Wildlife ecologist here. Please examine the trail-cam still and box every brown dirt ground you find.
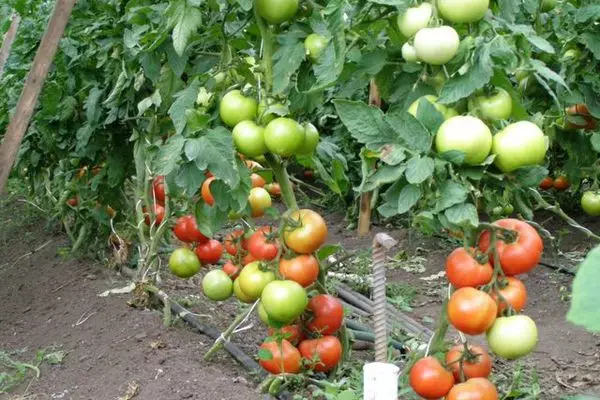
[2,196,600,399]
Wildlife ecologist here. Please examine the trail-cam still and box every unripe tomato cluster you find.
[410,219,543,398]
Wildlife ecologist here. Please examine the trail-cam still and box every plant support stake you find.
[0,12,21,79]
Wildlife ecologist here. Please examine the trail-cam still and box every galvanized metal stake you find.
[372,232,397,363]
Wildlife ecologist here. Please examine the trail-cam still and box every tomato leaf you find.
[497,0,520,22]
[168,80,200,135]
[438,53,493,104]
[514,166,548,187]
[590,133,600,153]
[499,21,554,54]
[567,245,600,333]
[435,181,468,212]
[175,162,205,195]
[258,348,273,361]
[189,128,239,188]
[530,59,569,90]
[415,97,445,133]
[317,244,342,262]
[362,164,406,192]
[405,156,434,184]
[397,184,422,214]
[273,29,306,94]
[575,5,600,24]
[445,203,479,227]
[333,100,396,150]
[154,135,185,175]
[172,5,202,56]
[579,32,600,61]
[383,111,432,153]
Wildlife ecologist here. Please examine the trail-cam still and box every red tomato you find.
[539,176,554,190]
[247,226,279,261]
[173,215,208,243]
[266,183,281,197]
[152,176,165,204]
[268,324,305,345]
[194,239,223,264]
[144,204,165,226]
[446,377,498,400]
[251,173,266,188]
[279,255,320,287]
[306,294,344,335]
[299,336,342,372]
[283,209,328,254]
[566,104,591,116]
[222,261,240,280]
[224,229,249,256]
[492,277,527,315]
[66,197,79,207]
[446,345,492,382]
[409,356,455,399]
[243,252,258,265]
[447,288,497,335]
[445,247,493,288]
[553,176,570,191]
[201,177,215,206]
[478,219,543,276]
[259,339,301,374]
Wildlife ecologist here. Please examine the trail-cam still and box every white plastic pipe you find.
[363,362,400,400]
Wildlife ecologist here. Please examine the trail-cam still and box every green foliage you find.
[567,245,600,332]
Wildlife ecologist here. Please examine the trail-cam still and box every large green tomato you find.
[233,279,254,303]
[264,118,306,156]
[219,90,258,127]
[486,315,538,360]
[396,3,433,38]
[261,280,308,324]
[238,261,276,300]
[408,95,458,120]
[304,34,328,62]
[202,270,233,301]
[169,248,201,279]
[297,123,320,155]
[232,121,267,158]
[469,88,513,121]
[258,102,287,125]
[437,0,489,23]
[541,0,558,12]
[256,0,298,24]
[436,116,492,165]
[492,121,548,172]
[401,42,419,63]
[581,191,600,216]
[414,26,460,65]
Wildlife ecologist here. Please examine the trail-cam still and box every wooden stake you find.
[0,12,21,79]
[0,0,77,193]
[357,79,382,237]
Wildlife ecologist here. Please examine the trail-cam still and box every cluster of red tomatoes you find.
[539,175,570,191]
[410,219,543,399]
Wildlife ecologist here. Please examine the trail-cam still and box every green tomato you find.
[305,34,328,62]
[261,280,308,324]
[264,118,306,157]
[492,121,548,172]
[258,102,288,125]
[425,71,446,91]
[414,26,460,65]
[256,0,299,24]
[562,48,581,62]
[202,270,233,301]
[540,0,558,12]
[232,121,267,158]
[297,123,320,155]
[396,3,433,38]
[408,95,458,120]
[258,302,271,325]
[401,42,419,62]
[492,206,504,216]
[469,88,513,121]
[503,204,514,215]
[581,191,600,216]
[436,116,492,165]
[219,90,258,127]
[238,261,276,300]
[487,315,538,360]
[437,0,490,23]
[169,248,201,279]
[233,279,254,303]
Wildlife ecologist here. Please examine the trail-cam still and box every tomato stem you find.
[264,153,298,210]
[253,4,273,93]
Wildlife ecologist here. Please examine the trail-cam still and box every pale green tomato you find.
[202,270,233,301]
[436,116,492,165]
[469,88,513,121]
[264,118,305,156]
[487,315,538,360]
[256,0,299,24]
[540,0,558,12]
[401,42,419,62]
[238,261,276,300]
[581,191,600,216]
[297,123,320,155]
[492,121,548,172]
[408,95,458,120]
[304,33,328,62]
[414,26,460,65]
[396,3,433,38]
[437,0,490,23]
[260,280,308,324]
[232,121,267,158]
[219,90,258,127]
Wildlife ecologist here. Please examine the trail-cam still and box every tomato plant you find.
[446,378,498,400]
[413,26,460,65]
[232,121,267,158]
[219,90,258,128]
[436,116,492,166]
[492,277,527,314]
[304,34,328,62]
[581,191,600,216]
[222,262,240,280]
[238,261,276,301]
[437,0,489,23]
[553,176,570,191]
[268,324,304,346]
[248,187,272,218]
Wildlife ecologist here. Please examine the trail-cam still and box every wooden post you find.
[0,0,77,194]
[0,12,21,79]
[357,79,382,237]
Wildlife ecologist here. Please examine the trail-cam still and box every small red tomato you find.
[299,336,342,372]
[144,204,165,226]
[194,239,223,264]
[222,262,240,280]
[539,176,553,190]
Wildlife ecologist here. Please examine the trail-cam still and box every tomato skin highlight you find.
[409,356,455,399]
[539,176,554,190]
[446,377,498,400]
[279,254,320,288]
[446,345,492,382]
[306,294,344,335]
[201,177,215,206]
[478,219,543,276]
[283,209,328,254]
[492,277,527,315]
[299,336,342,372]
[581,191,600,216]
[259,339,301,374]
[446,247,493,288]
[194,239,223,264]
[448,288,497,335]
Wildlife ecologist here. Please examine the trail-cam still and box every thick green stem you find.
[265,153,298,210]
[253,4,273,93]
[71,224,87,253]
